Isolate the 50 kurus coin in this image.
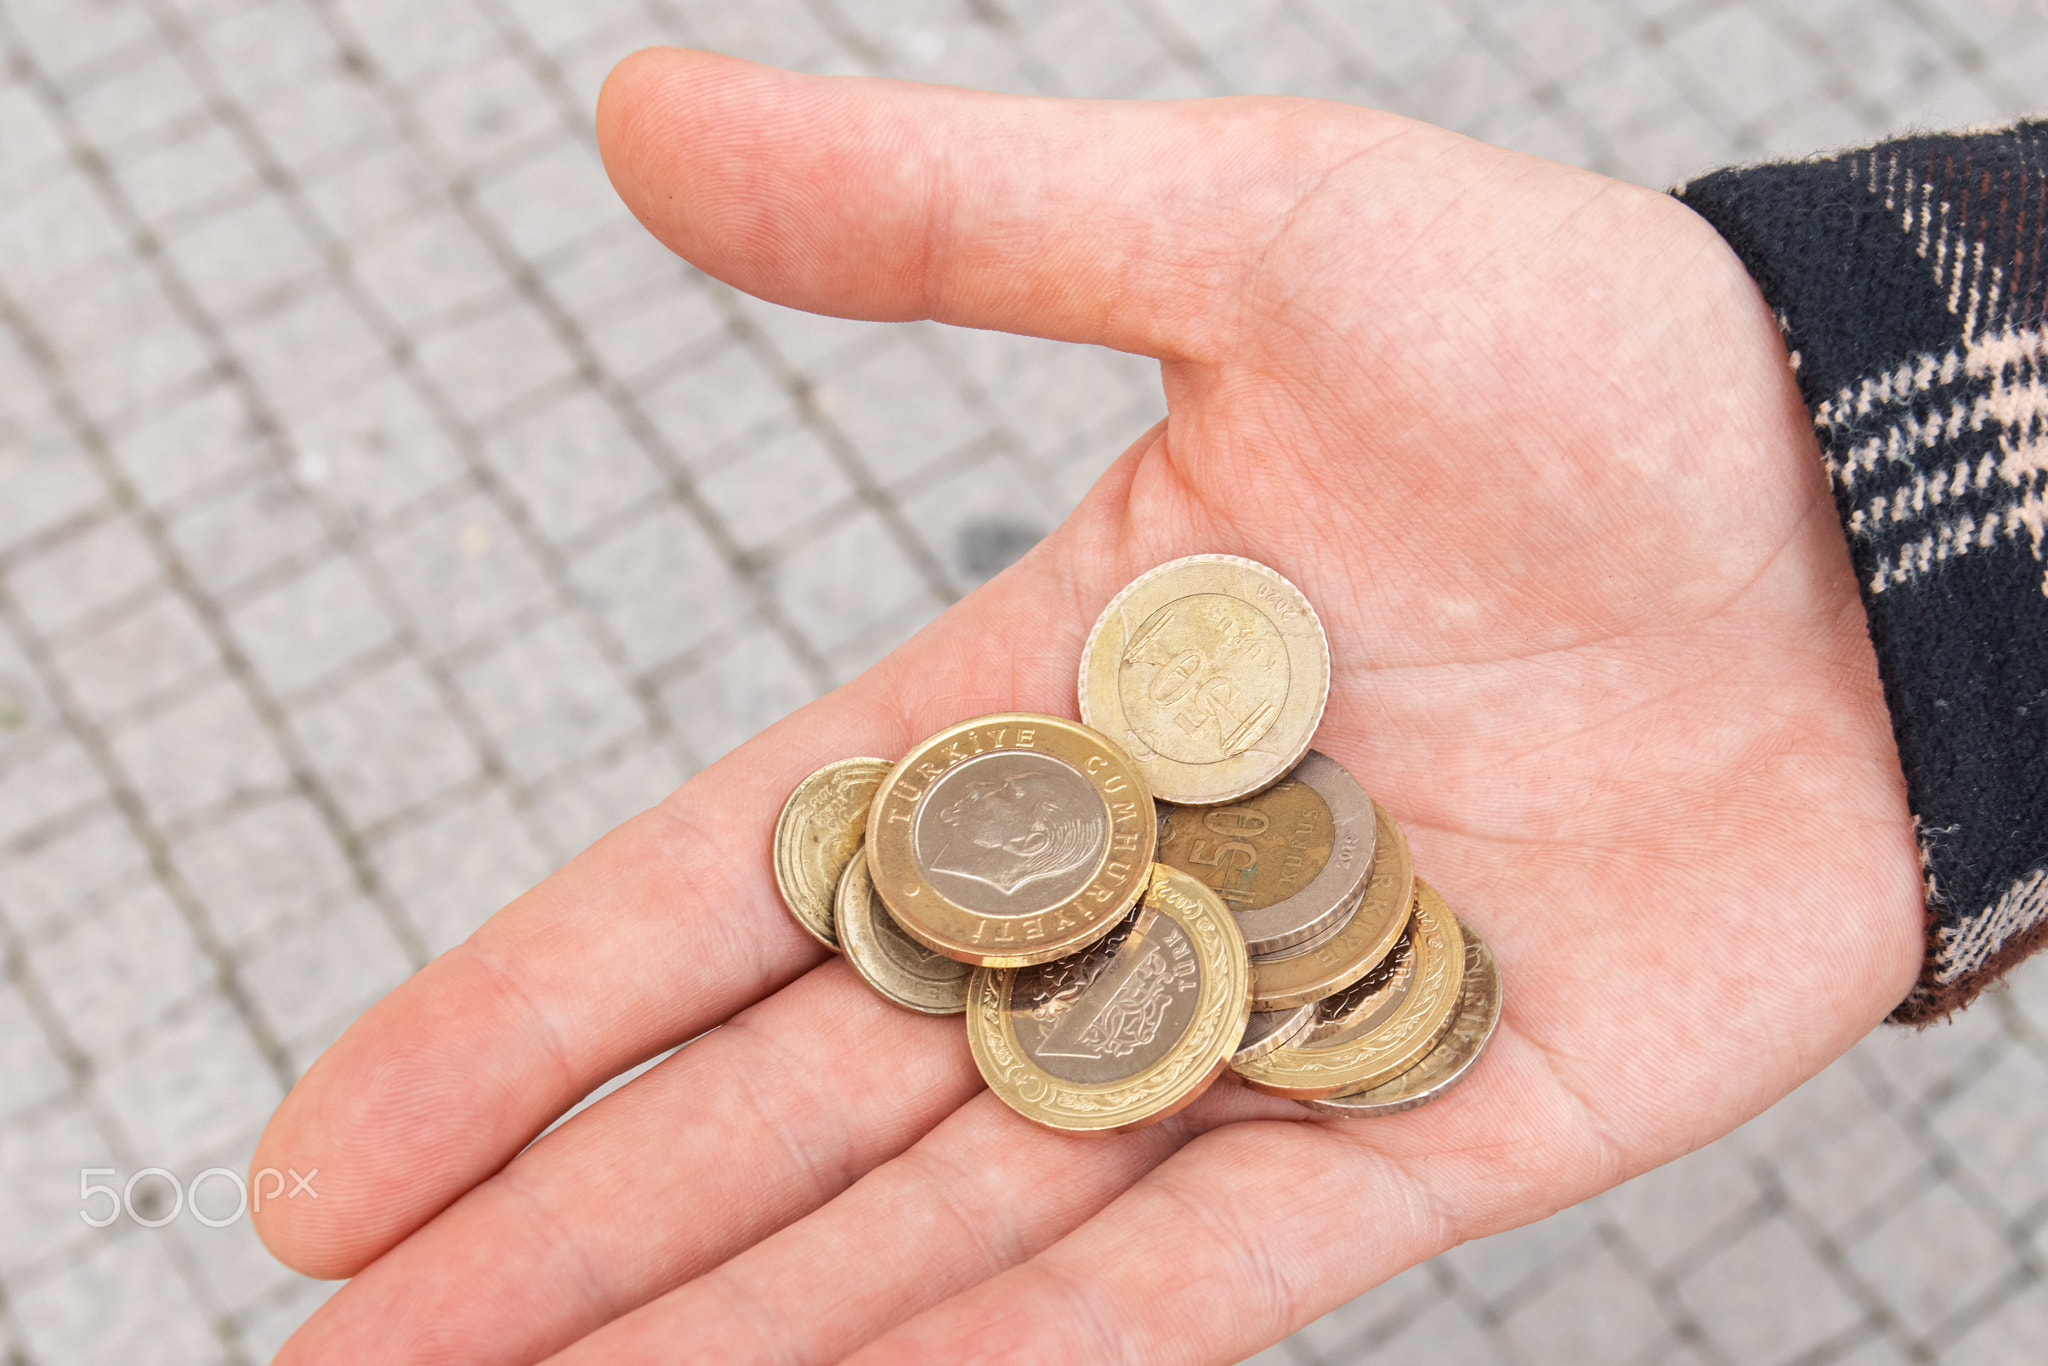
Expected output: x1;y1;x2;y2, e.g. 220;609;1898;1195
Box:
773;757;892;950
865;714;1156;968
968;863;1250;1132
1156;750;1375;956
1247;800;1413;1011
1078;555;1330;805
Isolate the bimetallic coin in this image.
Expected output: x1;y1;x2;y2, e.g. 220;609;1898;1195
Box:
835;855;971;1015
1233;878;1466;1100
1233;1002;1315;1066
866;714;1155;968
968;863;1251;1132
1247;801;1414;1010
773;757;892;950
1156;750;1374;956
1301;929;1413;1044
1303;920;1501;1118
1079;555;1330;805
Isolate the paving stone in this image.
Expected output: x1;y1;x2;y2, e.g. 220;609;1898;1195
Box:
0;737;108;849
23;262;214;428
199;0;342;112
810;337;990;485
473;137;626;263
452;613;642;784
10;1227;228;1366
163;192;326;322
289;655;479;828
415;294;579;429
697;421;858;551
0;421;106;558
370;491;558;653
483;387;664;546
0;981;71;1122
1927;1042;2048;1224
1341;1288;1510;1365
412;49;560;170
235;1275;340;1364
0;1101;110;1277
0;78;70;192
1675;1216;1866;1364
1944;1281;2048;1366
26;880;214;1059
239;892;411;1047
565;502;749;674
1845;1178;2020;1338
658;619;819;766
371;784;553;956
226;553;396;697
771;509;943;658
6;0;161;80
348;209;511;331
301;140;448;243
635;342;798;467
53;590;220;721
531;742;687;864
0;173;132;309
106;379;266;509
283;373;469;526
8;514;162;639
63;46;211;156
93;991;281;1171
0;807;151;939
1595;1132;1765;1272
111;123;263;231
170;795;353;947
220;278;391;414
898;453;1053;592
1497;1237;1669;1363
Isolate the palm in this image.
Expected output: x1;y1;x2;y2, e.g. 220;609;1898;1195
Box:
256;53;1923;1365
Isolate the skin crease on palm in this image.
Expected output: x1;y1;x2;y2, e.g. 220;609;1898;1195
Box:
246;47;1928;1366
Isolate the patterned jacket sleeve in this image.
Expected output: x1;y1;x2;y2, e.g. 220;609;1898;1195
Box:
1675;122;2048;1024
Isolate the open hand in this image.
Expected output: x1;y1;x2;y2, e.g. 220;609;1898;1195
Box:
251;49;1924;1365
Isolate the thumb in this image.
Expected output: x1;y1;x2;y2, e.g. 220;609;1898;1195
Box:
594;47;1397;362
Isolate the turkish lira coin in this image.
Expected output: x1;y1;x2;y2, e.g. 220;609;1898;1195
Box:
1300;927;1413;1044
1155;750;1374;956
1232;878;1466;1100
1078;555;1330;805
1303;920;1501;1117
1247;801;1413;1010
835;854;972;1015
773;756;892;950
866;714;1155;968
967;863;1250;1132
1232;1002;1316;1066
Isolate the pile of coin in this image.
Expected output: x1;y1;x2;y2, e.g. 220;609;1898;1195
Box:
772;555;1502;1132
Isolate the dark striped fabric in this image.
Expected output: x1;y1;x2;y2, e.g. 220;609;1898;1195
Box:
1678;122;2048;1024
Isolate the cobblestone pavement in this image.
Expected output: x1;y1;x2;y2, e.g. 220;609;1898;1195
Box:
1;0;2045;1362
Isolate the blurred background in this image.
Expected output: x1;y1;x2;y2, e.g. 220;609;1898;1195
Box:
1;0;2045;1362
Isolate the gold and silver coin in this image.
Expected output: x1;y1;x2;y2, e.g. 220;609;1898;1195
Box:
1078;554;1330;806
1233;879;1465;1100
967;863;1250;1132
1232;1002;1316;1066
1303;922;1501;1117
1156;750;1375;956
1247;801;1414;1011
772;756;892;950
835;855;972;1016
866;714;1156;968
1300;930;1413;1044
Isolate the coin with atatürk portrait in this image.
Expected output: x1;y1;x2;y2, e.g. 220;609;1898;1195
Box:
1078;555;1330;805
865;714;1156;968
968;863;1250;1131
